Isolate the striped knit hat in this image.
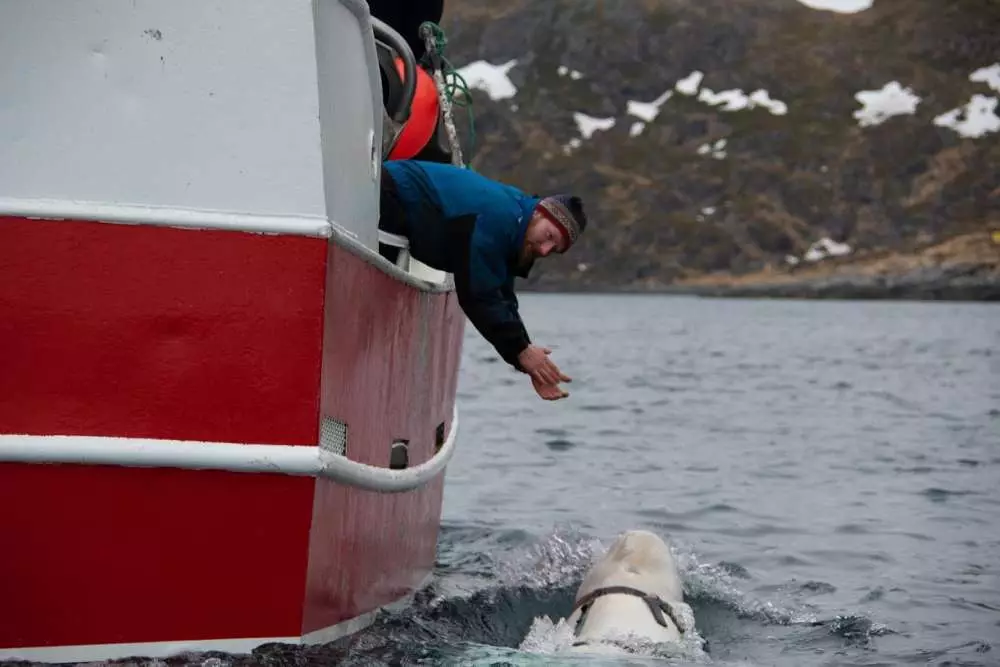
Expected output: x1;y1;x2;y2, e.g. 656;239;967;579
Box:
537;195;588;249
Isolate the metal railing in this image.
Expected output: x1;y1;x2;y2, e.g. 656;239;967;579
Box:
0;407;458;493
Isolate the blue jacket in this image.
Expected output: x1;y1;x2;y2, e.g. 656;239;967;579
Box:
382;160;541;369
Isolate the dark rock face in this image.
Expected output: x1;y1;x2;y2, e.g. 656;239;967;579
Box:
437;0;1000;296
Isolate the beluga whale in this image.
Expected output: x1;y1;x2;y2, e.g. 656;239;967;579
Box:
562;529;700;656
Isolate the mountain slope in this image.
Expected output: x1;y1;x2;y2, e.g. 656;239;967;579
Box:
438;0;1000;297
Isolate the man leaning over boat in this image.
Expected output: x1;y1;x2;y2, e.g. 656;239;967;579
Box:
377;159;588;402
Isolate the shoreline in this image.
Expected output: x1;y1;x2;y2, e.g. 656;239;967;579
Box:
524;232;1000;302
523;279;1000;302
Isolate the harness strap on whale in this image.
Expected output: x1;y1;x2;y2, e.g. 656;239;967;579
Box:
571;585;688;638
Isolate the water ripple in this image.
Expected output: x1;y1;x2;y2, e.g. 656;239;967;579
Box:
170;296;1000;667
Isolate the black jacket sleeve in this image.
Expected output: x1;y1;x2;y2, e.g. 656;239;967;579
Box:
450;215;531;370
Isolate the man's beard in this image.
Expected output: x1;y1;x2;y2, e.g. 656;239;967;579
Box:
516;244;536;276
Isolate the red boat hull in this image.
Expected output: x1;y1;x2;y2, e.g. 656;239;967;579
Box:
0;216;464;658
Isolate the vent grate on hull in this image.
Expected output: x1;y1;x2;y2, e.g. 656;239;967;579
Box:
320;417;348;456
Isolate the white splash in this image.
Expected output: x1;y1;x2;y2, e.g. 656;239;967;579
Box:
455;59;518;101
698;87;789;115
804;237;852;262
557;65;584;80
676;71;704;96
518;616;579;655
697;138;728;160
853;81;921;127
795;0;873;12
573;112;616;140
933;94;1000;139
629;121;645;137
495;528;605;590
970;63;1000;93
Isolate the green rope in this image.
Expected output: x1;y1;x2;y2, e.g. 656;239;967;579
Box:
419;21;476;159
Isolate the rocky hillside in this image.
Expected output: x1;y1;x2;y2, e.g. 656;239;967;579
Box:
438;0;1000;299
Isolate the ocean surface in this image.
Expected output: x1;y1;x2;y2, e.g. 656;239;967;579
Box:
355;294;997;666
112;295;1000;665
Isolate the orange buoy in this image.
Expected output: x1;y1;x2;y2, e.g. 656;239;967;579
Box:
388;57;440;160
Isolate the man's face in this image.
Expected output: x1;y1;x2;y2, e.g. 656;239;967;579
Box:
520;212;568;266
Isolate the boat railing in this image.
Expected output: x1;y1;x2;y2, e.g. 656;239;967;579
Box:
371;16;416;151
0;195;454;293
0;406;458;494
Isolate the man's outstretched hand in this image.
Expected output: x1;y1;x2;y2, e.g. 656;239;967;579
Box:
531;373;569;400
518;344;571;401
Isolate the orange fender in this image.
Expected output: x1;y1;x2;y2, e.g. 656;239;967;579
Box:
388;58;440;160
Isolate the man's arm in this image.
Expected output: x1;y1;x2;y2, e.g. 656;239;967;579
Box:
456;265;531;370
459;290;531;369
449;214;530;369
450;215;571;400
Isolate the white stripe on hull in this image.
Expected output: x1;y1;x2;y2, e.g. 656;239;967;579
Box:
0;197;334;238
0;408;458;494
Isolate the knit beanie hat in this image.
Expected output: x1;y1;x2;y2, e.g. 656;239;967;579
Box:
537;195;588;249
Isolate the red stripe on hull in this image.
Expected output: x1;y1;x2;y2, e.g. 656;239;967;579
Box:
0;216;327;445
0;464;314;648
304;243;465;631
